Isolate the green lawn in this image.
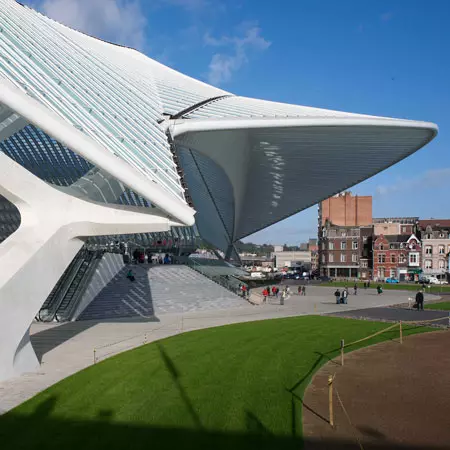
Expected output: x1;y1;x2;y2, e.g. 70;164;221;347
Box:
321;281;450;294
425;301;450;311
0;316;431;450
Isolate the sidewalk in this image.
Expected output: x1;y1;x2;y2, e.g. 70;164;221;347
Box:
0;287;435;414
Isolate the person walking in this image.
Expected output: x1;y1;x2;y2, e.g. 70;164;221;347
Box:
262;288;268;303
301;285;306;296
280;289;286;305
298;286;302;296
334;289;341;304
415;289;424;311
272;286;277;297
377;285;383;295
354;283;358;295
275;287;279;298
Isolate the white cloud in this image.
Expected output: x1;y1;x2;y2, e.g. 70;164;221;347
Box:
204;23;271;85
31;0;147;50
376;168;450;196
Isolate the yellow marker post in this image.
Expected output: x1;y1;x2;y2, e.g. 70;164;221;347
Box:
93;349;96;364
328;375;334;427
399;321;403;344
340;339;345;366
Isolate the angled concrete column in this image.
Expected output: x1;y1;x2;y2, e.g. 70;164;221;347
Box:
0;153;178;381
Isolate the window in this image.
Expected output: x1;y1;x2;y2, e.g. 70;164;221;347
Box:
390;244;396;249
361;260;368;268
340;254;346;263
378;254;386;263
378;268;385;279
321;254;325;263
390;269;396;278
399;254;406;264
329;242;334;250
425;246;432;255
379;244;384;250
439;245;445;255
352;254;358;263
402;227;406;233
391;254;396;263
329;254;334;263
352;241;358;250
439;232;445;238
341;231;347;237
426;234;432;239
439;260;445;269
425;260;432;269
409;253;418;265
341;241;346;250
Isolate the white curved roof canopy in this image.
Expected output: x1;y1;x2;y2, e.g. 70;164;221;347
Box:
0;0;438;252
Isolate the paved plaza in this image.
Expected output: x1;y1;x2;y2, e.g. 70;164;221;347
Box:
0;286;437;414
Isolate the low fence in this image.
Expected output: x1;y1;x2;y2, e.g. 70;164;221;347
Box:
91;306;296;364
326;314;450;449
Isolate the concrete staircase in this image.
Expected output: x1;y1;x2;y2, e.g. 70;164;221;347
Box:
77;264;245;321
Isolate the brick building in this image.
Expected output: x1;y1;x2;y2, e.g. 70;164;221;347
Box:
320;192;372;227
373;234;421;282
320;222;373;279
318;192;372;277
373;217;418;236
418;219;450;280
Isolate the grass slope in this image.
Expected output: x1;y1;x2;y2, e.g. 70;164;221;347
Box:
0;316;430;450
425;301;450;311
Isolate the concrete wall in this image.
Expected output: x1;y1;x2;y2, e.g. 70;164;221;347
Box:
72;253;125;320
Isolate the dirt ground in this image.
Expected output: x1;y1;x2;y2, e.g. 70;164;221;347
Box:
303;331;450;449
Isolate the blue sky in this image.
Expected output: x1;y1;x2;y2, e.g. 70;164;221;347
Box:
26;0;450;245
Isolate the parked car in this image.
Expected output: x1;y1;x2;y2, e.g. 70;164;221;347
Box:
422;276;443;285
318;276;331;282
385;278;399;284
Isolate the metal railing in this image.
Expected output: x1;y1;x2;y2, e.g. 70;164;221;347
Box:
186;257;248;297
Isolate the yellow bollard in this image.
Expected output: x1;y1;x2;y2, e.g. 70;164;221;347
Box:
93;349;96;364
340;339;345;366
399;321;403;344
328;375;334;427
144;333;147;345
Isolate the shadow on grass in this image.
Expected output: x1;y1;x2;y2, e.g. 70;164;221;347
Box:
157;343;203;429
1;402;447;450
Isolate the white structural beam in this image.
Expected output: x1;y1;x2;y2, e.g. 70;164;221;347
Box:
0;153;180;381
0;80;195;227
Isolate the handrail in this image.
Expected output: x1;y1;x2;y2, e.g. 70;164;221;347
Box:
186;257;248;297
41;249;92;322
38;249;87;321
55;251;104;322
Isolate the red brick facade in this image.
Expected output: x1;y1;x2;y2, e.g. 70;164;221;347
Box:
373;234;422;282
320;192;372;227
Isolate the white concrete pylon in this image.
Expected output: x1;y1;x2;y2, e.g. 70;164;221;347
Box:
0;152;177;381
